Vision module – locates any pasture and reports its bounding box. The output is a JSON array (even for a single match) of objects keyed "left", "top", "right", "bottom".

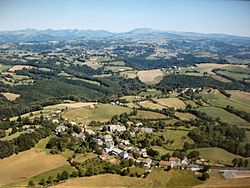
[
  {"left": 137, "top": 69, "right": 164, "bottom": 84},
  {"left": 189, "top": 147, "right": 250, "bottom": 166},
  {"left": 155, "top": 98, "right": 186, "bottom": 109},
  {"left": 0, "top": 149, "right": 68, "bottom": 186},
  {"left": 139, "top": 89, "right": 162, "bottom": 97},
  {"left": 198, "top": 106, "right": 249, "bottom": 127},
  {"left": 138, "top": 100, "right": 165, "bottom": 110},
  {"left": 120, "top": 70, "right": 138, "bottom": 79},
  {"left": 62, "top": 103, "right": 132, "bottom": 124},
  {"left": 8, "top": 65, "right": 33, "bottom": 72},
  {"left": 175, "top": 112, "right": 197, "bottom": 121}
]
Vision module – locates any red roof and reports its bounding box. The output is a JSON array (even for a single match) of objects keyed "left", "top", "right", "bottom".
[{"left": 159, "top": 160, "right": 171, "bottom": 166}]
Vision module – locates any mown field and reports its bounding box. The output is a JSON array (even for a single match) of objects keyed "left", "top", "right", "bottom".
[
  {"left": 155, "top": 98, "right": 186, "bottom": 109},
  {"left": 189, "top": 147, "right": 250, "bottom": 166},
  {"left": 133, "top": 110, "right": 167, "bottom": 119},
  {"left": 198, "top": 106, "right": 249, "bottom": 127},
  {"left": 137, "top": 69, "right": 164, "bottom": 84},
  {"left": 53, "top": 169, "right": 201, "bottom": 188},
  {"left": 0, "top": 149, "right": 68, "bottom": 186}
]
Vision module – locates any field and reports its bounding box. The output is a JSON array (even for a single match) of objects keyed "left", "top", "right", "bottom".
[
  {"left": 133, "top": 110, "right": 167, "bottom": 119},
  {"left": 54, "top": 169, "right": 201, "bottom": 188},
  {"left": 200, "top": 89, "right": 250, "bottom": 112},
  {"left": 137, "top": 69, "right": 164, "bottom": 84},
  {"left": 189, "top": 147, "right": 250, "bottom": 166},
  {"left": 162, "top": 130, "right": 194, "bottom": 150},
  {"left": 139, "top": 89, "right": 162, "bottom": 97},
  {"left": 120, "top": 95, "right": 143, "bottom": 102},
  {"left": 217, "top": 70, "right": 250, "bottom": 81},
  {"left": 198, "top": 106, "right": 249, "bottom": 127},
  {"left": 62, "top": 103, "right": 132, "bottom": 124},
  {"left": 8, "top": 65, "right": 33, "bottom": 72},
  {"left": 104, "top": 66, "right": 133, "bottom": 72},
  {"left": 138, "top": 100, "right": 165, "bottom": 110},
  {"left": 175, "top": 112, "right": 197, "bottom": 121},
  {"left": 1, "top": 92, "right": 20, "bottom": 101},
  {"left": 155, "top": 98, "right": 186, "bottom": 109},
  {"left": 0, "top": 149, "right": 68, "bottom": 186},
  {"left": 120, "top": 70, "right": 138, "bottom": 79}
]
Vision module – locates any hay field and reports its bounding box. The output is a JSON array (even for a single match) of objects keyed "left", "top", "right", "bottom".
[
  {"left": 155, "top": 98, "right": 186, "bottom": 109},
  {"left": 138, "top": 100, "right": 165, "bottom": 110},
  {"left": 62, "top": 104, "right": 132, "bottom": 124},
  {"left": 54, "top": 169, "right": 200, "bottom": 188},
  {"left": 1, "top": 92, "right": 20, "bottom": 101},
  {"left": 0, "top": 149, "right": 68, "bottom": 186},
  {"left": 44, "top": 102, "right": 97, "bottom": 110},
  {"left": 134, "top": 110, "right": 167, "bottom": 119},
  {"left": 137, "top": 69, "right": 164, "bottom": 84},
  {"left": 175, "top": 112, "right": 197, "bottom": 121},
  {"left": 8, "top": 65, "right": 33, "bottom": 72},
  {"left": 120, "top": 70, "right": 138, "bottom": 79}
]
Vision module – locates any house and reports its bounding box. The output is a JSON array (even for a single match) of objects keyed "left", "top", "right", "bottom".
[
  {"left": 97, "top": 138, "right": 103, "bottom": 146},
  {"left": 169, "top": 157, "right": 181, "bottom": 167},
  {"left": 135, "top": 122, "right": 143, "bottom": 126},
  {"left": 121, "top": 140, "right": 130, "bottom": 145},
  {"left": 52, "top": 119, "right": 59, "bottom": 124},
  {"left": 126, "top": 121, "right": 134, "bottom": 126},
  {"left": 55, "top": 125, "right": 67, "bottom": 134},
  {"left": 111, "top": 148, "right": 123, "bottom": 156},
  {"left": 118, "top": 144, "right": 127, "bottom": 151},
  {"left": 141, "top": 148, "right": 147, "bottom": 157},
  {"left": 140, "top": 127, "right": 153, "bottom": 134},
  {"left": 103, "top": 134, "right": 113, "bottom": 143},
  {"left": 159, "top": 160, "right": 172, "bottom": 168},
  {"left": 108, "top": 125, "right": 126, "bottom": 132},
  {"left": 136, "top": 158, "right": 152, "bottom": 168},
  {"left": 187, "top": 164, "right": 202, "bottom": 171},
  {"left": 120, "top": 151, "right": 129, "bottom": 159}
]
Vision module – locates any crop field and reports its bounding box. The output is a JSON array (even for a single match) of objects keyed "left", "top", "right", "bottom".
[
  {"left": 0, "top": 149, "right": 68, "bottom": 186},
  {"left": 183, "top": 100, "right": 199, "bottom": 108},
  {"left": 155, "top": 98, "right": 186, "bottom": 109},
  {"left": 175, "top": 112, "right": 197, "bottom": 121},
  {"left": 200, "top": 90, "right": 250, "bottom": 112},
  {"left": 133, "top": 110, "right": 167, "bottom": 119},
  {"left": 1, "top": 92, "right": 20, "bottom": 101},
  {"left": 137, "top": 69, "right": 164, "bottom": 84},
  {"left": 120, "top": 95, "right": 143, "bottom": 102},
  {"left": 217, "top": 70, "right": 250, "bottom": 81},
  {"left": 189, "top": 147, "right": 250, "bottom": 166},
  {"left": 198, "top": 106, "right": 249, "bottom": 127},
  {"left": 0, "top": 64, "right": 10, "bottom": 72},
  {"left": 138, "top": 100, "right": 165, "bottom": 110},
  {"left": 62, "top": 104, "right": 132, "bottom": 124}
]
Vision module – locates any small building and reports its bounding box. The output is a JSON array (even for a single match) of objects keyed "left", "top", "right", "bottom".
[
  {"left": 55, "top": 125, "right": 67, "bottom": 134},
  {"left": 108, "top": 125, "right": 126, "bottom": 132},
  {"left": 111, "top": 148, "right": 123, "bottom": 156},
  {"left": 52, "top": 119, "right": 59, "bottom": 124},
  {"left": 120, "top": 151, "right": 129, "bottom": 159},
  {"left": 136, "top": 158, "right": 152, "bottom": 168},
  {"left": 159, "top": 160, "right": 172, "bottom": 168},
  {"left": 140, "top": 127, "right": 153, "bottom": 134},
  {"left": 121, "top": 140, "right": 130, "bottom": 145},
  {"left": 103, "top": 134, "right": 113, "bottom": 143},
  {"left": 187, "top": 164, "right": 202, "bottom": 172}
]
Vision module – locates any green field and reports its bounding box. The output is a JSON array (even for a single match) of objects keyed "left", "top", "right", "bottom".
[
  {"left": 139, "top": 89, "right": 162, "bottom": 98},
  {"left": 217, "top": 70, "right": 250, "bottom": 81},
  {"left": 200, "top": 90, "right": 250, "bottom": 112},
  {"left": 198, "top": 106, "right": 249, "bottom": 127},
  {"left": 189, "top": 147, "right": 250, "bottom": 166},
  {"left": 104, "top": 66, "right": 133, "bottom": 72},
  {"left": 175, "top": 112, "right": 197, "bottom": 121},
  {"left": 138, "top": 100, "right": 165, "bottom": 110},
  {"left": 63, "top": 103, "right": 132, "bottom": 124},
  {"left": 155, "top": 98, "right": 186, "bottom": 109}
]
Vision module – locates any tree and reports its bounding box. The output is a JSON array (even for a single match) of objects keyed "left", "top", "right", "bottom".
[
  {"left": 61, "top": 171, "right": 69, "bottom": 180},
  {"left": 244, "top": 160, "right": 249, "bottom": 167},
  {"left": 161, "top": 153, "right": 170, "bottom": 161},
  {"left": 200, "top": 173, "right": 210, "bottom": 181},
  {"left": 28, "top": 180, "right": 35, "bottom": 187},
  {"left": 56, "top": 173, "right": 61, "bottom": 182},
  {"left": 147, "top": 148, "right": 159, "bottom": 158},
  {"left": 232, "top": 158, "right": 239, "bottom": 167},
  {"left": 238, "top": 158, "right": 243, "bottom": 167},
  {"left": 47, "top": 176, "right": 54, "bottom": 184},
  {"left": 39, "top": 178, "right": 46, "bottom": 186},
  {"left": 188, "top": 150, "right": 200, "bottom": 160},
  {"left": 0, "top": 129, "right": 6, "bottom": 139},
  {"left": 73, "top": 125, "right": 82, "bottom": 134}
]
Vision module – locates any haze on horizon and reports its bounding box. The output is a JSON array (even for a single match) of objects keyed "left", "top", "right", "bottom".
[{"left": 0, "top": 0, "right": 250, "bottom": 37}]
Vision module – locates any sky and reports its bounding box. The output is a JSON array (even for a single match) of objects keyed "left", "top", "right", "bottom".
[{"left": 0, "top": 0, "right": 250, "bottom": 37}]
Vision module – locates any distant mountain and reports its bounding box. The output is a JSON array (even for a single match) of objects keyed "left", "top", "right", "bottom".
[{"left": 0, "top": 28, "right": 249, "bottom": 42}]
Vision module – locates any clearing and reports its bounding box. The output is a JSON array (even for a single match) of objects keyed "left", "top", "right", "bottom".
[
  {"left": 1, "top": 92, "right": 20, "bottom": 101},
  {"left": 8, "top": 65, "right": 33, "bottom": 72},
  {"left": 155, "top": 98, "right": 186, "bottom": 110},
  {"left": 137, "top": 69, "right": 164, "bottom": 84}
]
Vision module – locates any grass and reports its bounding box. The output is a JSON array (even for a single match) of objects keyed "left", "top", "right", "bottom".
[
  {"left": 54, "top": 168, "right": 201, "bottom": 188},
  {"left": 120, "top": 95, "right": 142, "bottom": 102},
  {"left": 184, "top": 100, "right": 199, "bottom": 108},
  {"left": 104, "top": 66, "right": 133, "bottom": 72},
  {"left": 73, "top": 153, "right": 98, "bottom": 163},
  {"left": 0, "top": 131, "right": 23, "bottom": 141},
  {"left": 0, "top": 149, "right": 68, "bottom": 186},
  {"left": 120, "top": 70, "right": 138, "bottom": 79},
  {"left": 62, "top": 103, "right": 132, "bottom": 125},
  {"left": 162, "top": 130, "right": 194, "bottom": 150},
  {"left": 139, "top": 89, "right": 162, "bottom": 98},
  {"left": 133, "top": 110, "right": 167, "bottom": 119},
  {"left": 0, "top": 64, "right": 10, "bottom": 72},
  {"left": 175, "top": 112, "right": 197, "bottom": 121},
  {"left": 198, "top": 106, "right": 249, "bottom": 127},
  {"left": 189, "top": 147, "right": 250, "bottom": 166},
  {"left": 217, "top": 70, "right": 250, "bottom": 81},
  {"left": 155, "top": 98, "right": 186, "bottom": 109},
  {"left": 200, "top": 89, "right": 250, "bottom": 112}
]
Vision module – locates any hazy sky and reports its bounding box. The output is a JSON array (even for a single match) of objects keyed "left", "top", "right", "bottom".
[{"left": 0, "top": 0, "right": 250, "bottom": 36}]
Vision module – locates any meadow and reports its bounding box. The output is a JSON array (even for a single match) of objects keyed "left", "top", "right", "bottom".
[
  {"left": 137, "top": 69, "right": 164, "bottom": 84},
  {"left": 155, "top": 98, "right": 186, "bottom": 109},
  {"left": 133, "top": 110, "right": 167, "bottom": 119}
]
